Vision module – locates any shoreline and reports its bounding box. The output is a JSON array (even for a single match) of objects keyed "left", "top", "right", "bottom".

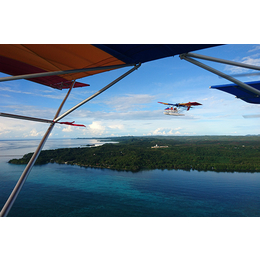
[{"left": 8, "top": 136, "right": 260, "bottom": 173}]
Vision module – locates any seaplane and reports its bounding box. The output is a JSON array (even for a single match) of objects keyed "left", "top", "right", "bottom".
[{"left": 158, "top": 101, "right": 202, "bottom": 116}]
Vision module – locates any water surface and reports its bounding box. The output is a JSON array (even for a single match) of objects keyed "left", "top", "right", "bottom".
[{"left": 1, "top": 139, "right": 260, "bottom": 217}]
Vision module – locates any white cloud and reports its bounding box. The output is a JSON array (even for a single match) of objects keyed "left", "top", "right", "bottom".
[
  {"left": 23, "top": 128, "right": 46, "bottom": 138},
  {"left": 103, "top": 94, "right": 155, "bottom": 111},
  {"left": 0, "top": 86, "right": 66, "bottom": 100},
  {"left": 242, "top": 56, "right": 260, "bottom": 64},
  {"left": 74, "top": 109, "right": 163, "bottom": 121},
  {"left": 0, "top": 104, "right": 59, "bottom": 120},
  {"left": 0, "top": 93, "right": 11, "bottom": 98},
  {"left": 29, "top": 129, "right": 41, "bottom": 137},
  {"left": 108, "top": 124, "right": 125, "bottom": 130},
  {"left": 62, "top": 126, "right": 73, "bottom": 132},
  {"left": 88, "top": 121, "right": 106, "bottom": 136},
  {"left": 149, "top": 127, "right": 183, "bottom": 136},
  {"left": 0, "top": 117, "right": 50, "bottom": 139},
  {"left": 224, "top": 54, "right": 260, "bottom": 75},
  {"left": 0, "top": 127, "right": 11, "bottom": 136},
  {"left": 248, "top": 45, "right": 260, "bottom": 53}
]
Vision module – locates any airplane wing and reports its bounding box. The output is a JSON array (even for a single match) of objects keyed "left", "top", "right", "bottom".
[
  {"left": 210, "top": 80, "right": 260, "bottom": 104},
  {"left": 187, "top": 102, "right": 202, "bottom": 106},
  {"left": 176, "top": 102, "right": 202, "bottom": 110},
  {"left": 179, "top": 102, "right": 202, "bottom": 106},
  {"left": 59, "top": 121, "right": 86, "bottom": 127},
  {"left": 0, "top": 44, "right": 220, "bottom": 89},
  {"left": 158, "top": 102, "right": 178, "bottom": 106},
  {"left": 158, "top": 101, "right": 202, "bottom": 110}
]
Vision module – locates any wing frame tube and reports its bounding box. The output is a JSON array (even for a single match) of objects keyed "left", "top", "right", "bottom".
[
  {"left": 0, "top": 63, "right": 136, "bottom": 83},
  {"left": 180, "top": 54, "right": 260, "bottom": 97},
  {"left": 184, "top": 52, "right": 260, "bottom": 71},
  {"left": 0, "top": 81, "right": 75, "bottom": 217},
  {"left": 0, "top": 64, "right": 141, "bottom": 216},
  {"left": 54, "top": 63, "right": 141, "bottom": 123},
  {"left": 0, "top": 112, "right": 53, "bottom": 124}
]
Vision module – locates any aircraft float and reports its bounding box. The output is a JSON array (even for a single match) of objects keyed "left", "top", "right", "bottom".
[{"left": 158, "top": 101, "right": 202, "bottom": 116}]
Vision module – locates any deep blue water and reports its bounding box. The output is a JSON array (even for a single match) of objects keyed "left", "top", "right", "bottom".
[{"left": 1, "top": 139, "right": 260, "bottom": 217}]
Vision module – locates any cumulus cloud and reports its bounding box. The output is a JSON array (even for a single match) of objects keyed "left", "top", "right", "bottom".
[
  {"left": 29, "top": 129, "right": 41, "bottom": 137},
  {"left": 23, "top": 128, "right": 46, "bottom": 138},
  {"left": 88, "top": 121, "right": 106, "bottom": 136},
  {"left": 62, "top": 126, "right": 73, "bottom": 132},
  {"left": 0, "top": 116, "right": 50, "bottom": 139}
]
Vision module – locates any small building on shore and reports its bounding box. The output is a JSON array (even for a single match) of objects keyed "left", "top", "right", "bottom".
[{"left": 151, "top": 144, "right": 168, "bottom": 149}]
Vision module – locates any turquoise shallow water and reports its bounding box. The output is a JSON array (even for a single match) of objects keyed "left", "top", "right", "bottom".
[{"left": 1, "top": 139, "right": 260, "bottom": 217}]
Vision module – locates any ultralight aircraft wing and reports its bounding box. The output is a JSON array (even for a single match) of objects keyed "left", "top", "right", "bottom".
[
  {"left": 0, "top": 44, "right": 220, "bottom": 89},
  {"left": 158, "top": 101, "right": 179, "bottom": 106},
  {"left": 210, "top": 81, "right": 260, "bottom": 104},
  {"left": 158, "top": 101, "right": 202, "bottom": 110},
  {"left": 179, "top": 102, "right": 202, "bottom": 110}
]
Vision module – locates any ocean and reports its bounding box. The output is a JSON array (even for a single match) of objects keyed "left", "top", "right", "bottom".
[{"left": 1, "top": 138, "right": 260, "bottom": 217}]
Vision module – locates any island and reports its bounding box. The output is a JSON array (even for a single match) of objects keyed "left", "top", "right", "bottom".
[{"left": 8, "top": 136, "right": 260, "bottom": 172}]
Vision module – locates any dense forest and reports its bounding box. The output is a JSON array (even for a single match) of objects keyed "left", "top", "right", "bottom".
[{"left": 9, "top": 136, "right": 260, "bottom": 172}]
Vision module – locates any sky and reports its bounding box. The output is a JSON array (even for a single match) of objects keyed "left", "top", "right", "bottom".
[{"left": 1, "top": 44, "right": 260, "bottom": 139}]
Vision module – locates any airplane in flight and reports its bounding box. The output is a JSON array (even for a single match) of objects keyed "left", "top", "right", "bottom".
[{"left": 158, "top": 101, "right": 202, "bottom": 116}]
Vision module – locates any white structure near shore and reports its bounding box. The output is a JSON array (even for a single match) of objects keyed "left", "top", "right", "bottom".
[{"left": 151, "top": 144, "right": 168, "bottom": 149}]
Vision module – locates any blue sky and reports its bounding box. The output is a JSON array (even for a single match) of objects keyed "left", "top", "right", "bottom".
[{"left": 1, "top": 44, "right": 260, "bottom": 139}]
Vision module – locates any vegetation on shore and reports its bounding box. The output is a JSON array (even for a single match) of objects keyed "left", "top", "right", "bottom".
[{"left": 8, "top": 136, "right": 260, "bottom": 172}]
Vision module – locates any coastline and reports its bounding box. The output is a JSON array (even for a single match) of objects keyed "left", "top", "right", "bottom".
[{"left": 8, "top": 136, "right": 260, "bottom": 173}]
